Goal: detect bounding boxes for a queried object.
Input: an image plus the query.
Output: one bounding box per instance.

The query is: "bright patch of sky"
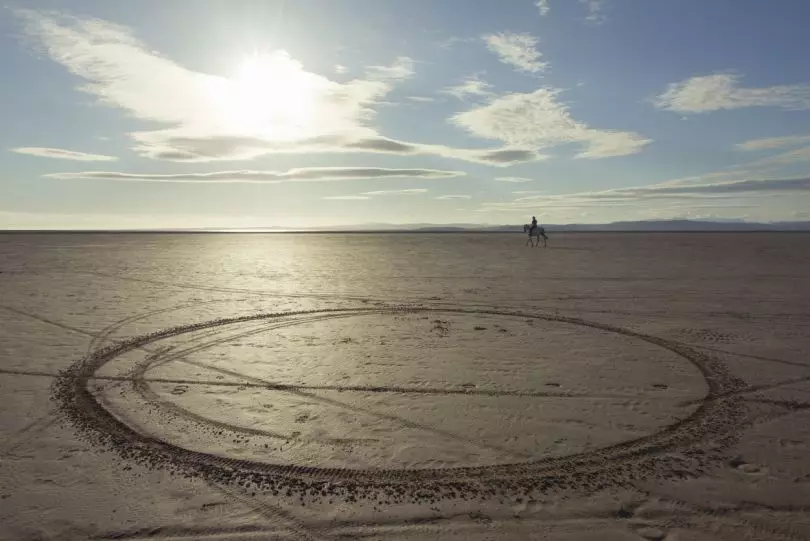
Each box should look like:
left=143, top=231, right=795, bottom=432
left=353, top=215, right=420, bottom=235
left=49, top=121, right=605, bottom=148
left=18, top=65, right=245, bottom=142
left=2, top=0, right=810, bottom=228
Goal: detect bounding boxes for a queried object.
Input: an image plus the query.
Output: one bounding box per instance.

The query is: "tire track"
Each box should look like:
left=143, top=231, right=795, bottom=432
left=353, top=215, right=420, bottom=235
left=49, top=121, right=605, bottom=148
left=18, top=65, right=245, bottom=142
left=0, top=305, right=97, bottom=456
left=52, top=307, right=749, bottom=503
left=127, top=310, right=533, bottom=462
left=634, top=489, right=809, bottom=541
left=683, top=342, right=810, bottom=370
left=0, top=414, right=59, bottom=456
left=86, top=306, right=339, bottom=541
left=213, top=483, right=334, bottom=541
left=1, top=367, right=680, bottom=401
left=0, top=304, right=95, bottom=338
left=127, top=314, right=362, bottom=443
left=0, top=300, right=253, bottom=456
left=678, top=374, right=810, bottom=407
left=85, top=297, right=242, bottom=359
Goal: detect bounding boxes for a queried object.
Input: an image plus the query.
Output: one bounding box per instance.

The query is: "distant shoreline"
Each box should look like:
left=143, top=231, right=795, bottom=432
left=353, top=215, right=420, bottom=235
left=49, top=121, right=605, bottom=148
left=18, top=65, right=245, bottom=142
left=2, top=229, right=809, bottom=235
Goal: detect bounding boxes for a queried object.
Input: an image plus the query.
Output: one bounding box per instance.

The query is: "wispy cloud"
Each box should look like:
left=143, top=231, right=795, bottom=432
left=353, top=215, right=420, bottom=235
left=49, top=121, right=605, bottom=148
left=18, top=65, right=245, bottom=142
left=495, top=176, right=535, bottom=183
left=591, top=176, right=810, bottom=197
left=0, top=209, right=315, bottom=230
left=484, top=32, right=548, bottom=74
left=407, top=96, right=436, bottom=103
left=10, top=147, right=117, bottom=161
left=535, top=0, right=550, bottom=16
left=440, top=75, right=493, bottom=101
left=365, top=56, right=414, bottom=80
left=580, top=0, right=607, bottom=24
left=127, top=133, right=544, bottom=166
left=361, top=188, right=428, bottom=196
left=736, top=135, right=810, bottom=151
left=482, top=176, right=810, bottom=212
left=44, top=167, right=464, bottom=183
left=323, top=188, right=428, bottom=200
left=744, top=145, right=810, bottom=168
left=453, top=88, right=651, bottom=158
left=436, top=194, right=471, bottom=200
left=653, top=73, right=810, bottom=114
left=17, top=10, right=527, bottom=167
left=437, top=36, right=476, bottom=50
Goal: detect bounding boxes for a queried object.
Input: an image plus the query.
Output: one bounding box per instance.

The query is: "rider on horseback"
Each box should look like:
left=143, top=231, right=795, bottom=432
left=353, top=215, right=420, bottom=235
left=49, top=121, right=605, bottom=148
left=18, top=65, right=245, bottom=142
left=530, top=216, right=538, bottom=236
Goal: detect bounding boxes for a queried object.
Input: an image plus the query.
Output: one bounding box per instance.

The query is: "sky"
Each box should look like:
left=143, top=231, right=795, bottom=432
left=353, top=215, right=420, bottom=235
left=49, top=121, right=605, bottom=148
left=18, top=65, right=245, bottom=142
left=2, top=0, right=810, bottom=229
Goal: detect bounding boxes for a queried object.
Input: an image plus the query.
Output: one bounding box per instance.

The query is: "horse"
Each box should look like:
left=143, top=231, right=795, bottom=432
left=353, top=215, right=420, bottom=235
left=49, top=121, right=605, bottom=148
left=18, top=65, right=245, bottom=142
left=523, top=224, right=548, bottom=248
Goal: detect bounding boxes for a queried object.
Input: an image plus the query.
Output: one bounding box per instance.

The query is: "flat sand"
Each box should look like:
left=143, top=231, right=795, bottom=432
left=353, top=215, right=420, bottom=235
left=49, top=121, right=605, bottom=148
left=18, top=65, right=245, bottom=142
left=1, top=232, right=808, bottom=540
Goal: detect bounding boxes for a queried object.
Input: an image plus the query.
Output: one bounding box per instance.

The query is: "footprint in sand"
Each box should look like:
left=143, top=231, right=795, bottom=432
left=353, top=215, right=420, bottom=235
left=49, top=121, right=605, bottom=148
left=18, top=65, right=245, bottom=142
left=634, top=527, right=667, bottom=541
left=729, top=455, right=766, bottom=475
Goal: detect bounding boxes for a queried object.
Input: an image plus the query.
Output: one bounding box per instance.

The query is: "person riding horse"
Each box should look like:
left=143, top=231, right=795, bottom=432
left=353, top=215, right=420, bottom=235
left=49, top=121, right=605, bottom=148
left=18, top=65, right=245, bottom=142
left=525, top=216, right=548, bottom=247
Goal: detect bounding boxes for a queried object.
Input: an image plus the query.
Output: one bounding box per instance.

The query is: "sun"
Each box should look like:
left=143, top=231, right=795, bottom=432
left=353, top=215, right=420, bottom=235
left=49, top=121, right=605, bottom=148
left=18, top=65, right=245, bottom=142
left=216, top=52, right=322, bottom=140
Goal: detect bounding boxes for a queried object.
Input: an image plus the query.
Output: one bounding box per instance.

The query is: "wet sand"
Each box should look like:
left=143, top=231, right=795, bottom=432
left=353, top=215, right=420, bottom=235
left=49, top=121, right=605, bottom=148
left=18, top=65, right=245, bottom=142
left=1, top=232, right=809, bottom=540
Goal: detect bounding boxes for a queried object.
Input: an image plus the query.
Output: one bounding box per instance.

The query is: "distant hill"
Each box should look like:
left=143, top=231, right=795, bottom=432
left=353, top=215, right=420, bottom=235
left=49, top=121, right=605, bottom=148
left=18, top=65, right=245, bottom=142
left=4, top=220, right=810, bottom=233
left=309, top=220, right=810, bottom=232
left=538, top=220, right=810, bottom=232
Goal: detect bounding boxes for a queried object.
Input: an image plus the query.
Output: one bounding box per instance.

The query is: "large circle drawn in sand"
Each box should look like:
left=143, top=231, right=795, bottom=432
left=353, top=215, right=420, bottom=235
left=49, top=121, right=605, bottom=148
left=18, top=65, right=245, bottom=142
left=54, top=307, right=745, bottom=496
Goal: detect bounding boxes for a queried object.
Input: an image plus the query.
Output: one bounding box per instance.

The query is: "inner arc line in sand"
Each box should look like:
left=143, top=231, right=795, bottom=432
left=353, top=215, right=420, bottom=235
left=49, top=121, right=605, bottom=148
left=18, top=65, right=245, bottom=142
left=53, top=307, right=749, bottom=500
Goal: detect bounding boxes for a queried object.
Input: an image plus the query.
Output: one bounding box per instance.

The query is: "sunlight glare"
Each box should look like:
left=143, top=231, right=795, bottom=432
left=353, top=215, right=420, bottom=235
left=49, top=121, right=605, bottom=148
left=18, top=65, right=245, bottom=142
left=218, top=52, right=322, bottom=140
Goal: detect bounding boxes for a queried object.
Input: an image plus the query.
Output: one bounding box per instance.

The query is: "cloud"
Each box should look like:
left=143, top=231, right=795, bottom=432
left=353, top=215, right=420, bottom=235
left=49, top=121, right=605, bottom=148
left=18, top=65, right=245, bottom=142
left=495, top=176, right=534, bottom=183
left=407, top=96, right=435, bottom=103
left=476, top=176, right=810, bottom=216
left=440, top=75, right=493, bottom=101
left=736, top=135, right=810, bottom=151
left=437, top=36, right=477, bottom=50
left=516, top=176, right=810, bottom=205
left=44, top=167, right=464, bottom=183
left=452, top=88, right=651, bottom=158
left=604, top=176, right=810, bottom=197
left=10, top=147, right=117, bottom=161
left=341, top=136, right=546, bottom=165
left=365, top=56, right=414, bottom=81
left=323, top=195, right=371, bottom=200
left=475, top=148, right=545, bottom=164
left=436, top=195, right=471, bottom=200
left=744, top=145, right=810, bottom=168
left=653, top=73, right=810, bottom=114
left=484, top=32, right=547, bottom=74
left=0, top=209, right=326, bottom=230
left=580, top=0, right=607, bottom=24
left=18, top=10, right=531, bottom=167
left=335, top=64, right=348, bottom=74
left=323, top=188, right=428, bottom=200
left=138, top=133, right=544, bottom=166
left=535, top=0, right=550, bottom=16
left=361, top=188, right=428, bottom=196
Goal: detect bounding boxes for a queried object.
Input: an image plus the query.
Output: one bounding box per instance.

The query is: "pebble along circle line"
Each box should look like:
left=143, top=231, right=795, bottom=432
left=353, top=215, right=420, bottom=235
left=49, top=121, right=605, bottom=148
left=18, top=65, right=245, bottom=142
left=52, top=306, right=749, bottom=502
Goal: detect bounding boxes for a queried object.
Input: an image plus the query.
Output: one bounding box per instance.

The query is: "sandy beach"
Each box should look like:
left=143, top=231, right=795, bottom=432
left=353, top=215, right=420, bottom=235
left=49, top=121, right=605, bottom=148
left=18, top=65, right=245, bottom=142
left=1, top=232, right=809, bottom=540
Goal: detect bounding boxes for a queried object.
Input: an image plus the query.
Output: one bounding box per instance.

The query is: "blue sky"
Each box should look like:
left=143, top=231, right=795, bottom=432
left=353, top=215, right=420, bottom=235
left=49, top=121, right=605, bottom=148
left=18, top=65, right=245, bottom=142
left=2, top=0, right=810, bottom=229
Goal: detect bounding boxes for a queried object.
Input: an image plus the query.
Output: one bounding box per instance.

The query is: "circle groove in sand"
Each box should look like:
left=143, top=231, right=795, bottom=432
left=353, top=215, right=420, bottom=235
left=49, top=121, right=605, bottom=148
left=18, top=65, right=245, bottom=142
left=53, top=307, right=748, bottom=499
